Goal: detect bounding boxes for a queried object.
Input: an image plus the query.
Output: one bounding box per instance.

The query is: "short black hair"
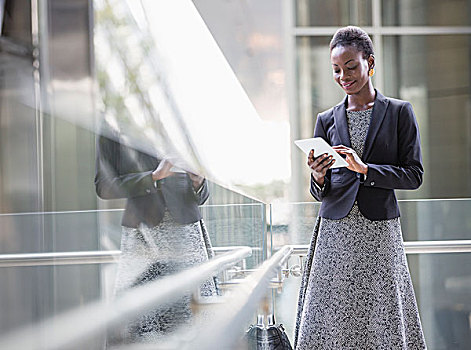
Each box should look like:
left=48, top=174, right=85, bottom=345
left=330, top=26, right=374, bottom=59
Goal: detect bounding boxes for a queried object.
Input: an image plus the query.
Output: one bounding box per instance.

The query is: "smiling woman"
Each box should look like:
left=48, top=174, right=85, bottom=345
left=330, top=28, right=375, bottom=107
left=295, top=26, right=427, bottom=350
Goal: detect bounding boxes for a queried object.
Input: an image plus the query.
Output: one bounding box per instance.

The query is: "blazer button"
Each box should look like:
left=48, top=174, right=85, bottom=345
left=370, top=181, right=375, bottom=186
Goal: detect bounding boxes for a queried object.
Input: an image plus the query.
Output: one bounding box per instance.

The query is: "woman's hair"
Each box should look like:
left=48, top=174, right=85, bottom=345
left=330, top=26, right=374, bottom=58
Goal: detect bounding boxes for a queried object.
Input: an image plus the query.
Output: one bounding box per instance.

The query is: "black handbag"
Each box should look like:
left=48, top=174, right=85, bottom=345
left=246, top=315, right=293, bottom=350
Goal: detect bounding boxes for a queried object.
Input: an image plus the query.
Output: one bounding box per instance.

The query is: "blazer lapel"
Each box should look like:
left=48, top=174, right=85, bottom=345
left=362, top=90, right=389, bottom=160
left=333, top=96, right=351, bottom=147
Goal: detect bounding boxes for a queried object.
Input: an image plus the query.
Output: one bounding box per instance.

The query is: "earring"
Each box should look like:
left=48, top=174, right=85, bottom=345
left=369, top=68, right=375, bottom=77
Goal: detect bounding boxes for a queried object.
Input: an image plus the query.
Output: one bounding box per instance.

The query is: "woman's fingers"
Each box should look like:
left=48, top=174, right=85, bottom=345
left=323, top=158, right=335, bottom=170
left=307, top=149, right=340, bottom=175
left=310, top=154, right=334, bottom=173
left=307, top=149, right=315, bottom=163
left=312, top=154, right=330, bottom=167
left=332, top=145, right=353, bottom=153
left=336, top=149, right=354, bottom=154
left=307, top=149, right=318, bottom=165
left=332, top=145, right=353, bottom=152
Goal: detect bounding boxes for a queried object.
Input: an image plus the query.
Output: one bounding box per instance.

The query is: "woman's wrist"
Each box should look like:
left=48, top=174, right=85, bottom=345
left=312, top=173, right=325, bottom=187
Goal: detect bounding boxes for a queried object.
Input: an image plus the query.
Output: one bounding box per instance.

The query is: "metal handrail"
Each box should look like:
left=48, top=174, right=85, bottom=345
left=0, top=246, right=260, bottom=268
left=213, top=246, right=262, bottom=254
left=0, top=250, right=121, bottom=267
left=185, top=245, right=293, bottom=350
left=403, top=240, right=471, bottom=253
left=0, top=246, right=252, bottom=350
left=290, top=240, right=471, bottom=255
left=1, top=240, right=469, bottom=268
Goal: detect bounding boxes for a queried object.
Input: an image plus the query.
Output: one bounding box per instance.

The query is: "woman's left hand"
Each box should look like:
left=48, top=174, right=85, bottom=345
left=332, top=145, right=368, bottom=175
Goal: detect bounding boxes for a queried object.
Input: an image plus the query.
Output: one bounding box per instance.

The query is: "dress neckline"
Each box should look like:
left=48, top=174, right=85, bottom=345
left=347, top=108, right=373, bottom=114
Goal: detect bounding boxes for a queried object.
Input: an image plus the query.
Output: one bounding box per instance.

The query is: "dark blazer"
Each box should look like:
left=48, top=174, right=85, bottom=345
left=95, top=129, right=209, bottom=228
left=310, top=90, right=423, bottom=221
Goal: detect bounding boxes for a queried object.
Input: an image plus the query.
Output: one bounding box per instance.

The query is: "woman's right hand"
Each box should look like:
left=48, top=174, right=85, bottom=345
left=308, top=150, right=335, bottom=187
left=152, top=159, right=175, bottom=181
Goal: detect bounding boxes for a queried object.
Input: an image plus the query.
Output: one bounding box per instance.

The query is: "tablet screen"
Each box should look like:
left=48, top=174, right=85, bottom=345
left=294, top=137, right=348, bottom=169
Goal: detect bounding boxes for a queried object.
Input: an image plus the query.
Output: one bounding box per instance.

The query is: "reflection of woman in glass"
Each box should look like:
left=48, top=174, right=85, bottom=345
left=295, top=26, right=426, bottom=349
left=95, top=126, right=217, bottom=344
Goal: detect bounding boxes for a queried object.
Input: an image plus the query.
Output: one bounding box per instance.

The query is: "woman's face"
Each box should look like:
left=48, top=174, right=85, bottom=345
left=330, top=45, right=373, bottom=95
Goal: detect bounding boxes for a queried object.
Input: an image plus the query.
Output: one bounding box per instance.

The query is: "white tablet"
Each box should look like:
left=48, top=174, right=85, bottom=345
left=294, top=137, right=348, bottom=169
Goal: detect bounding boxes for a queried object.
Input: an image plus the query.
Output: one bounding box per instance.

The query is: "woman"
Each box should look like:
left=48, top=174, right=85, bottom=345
left=294, top=26, right=427, bottom=349
left=95, top=125, right=217, bottom=344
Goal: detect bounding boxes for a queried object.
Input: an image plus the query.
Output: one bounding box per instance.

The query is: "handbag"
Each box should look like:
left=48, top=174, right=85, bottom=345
left=245, top=314, right=293, bottom=350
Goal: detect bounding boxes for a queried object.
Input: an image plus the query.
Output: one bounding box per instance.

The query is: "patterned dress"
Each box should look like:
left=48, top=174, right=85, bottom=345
left=295, top=109, right=427, bottom=349
left=108, top=211, right=218, bottom=345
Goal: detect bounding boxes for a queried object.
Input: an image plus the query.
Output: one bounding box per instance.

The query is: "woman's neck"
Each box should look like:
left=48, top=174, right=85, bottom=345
left=347, top=82, right=376, bottom=111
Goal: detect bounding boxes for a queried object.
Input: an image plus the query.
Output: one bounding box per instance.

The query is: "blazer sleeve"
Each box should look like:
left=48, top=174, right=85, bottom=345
left=310, top=114, right=331, bottom=201
left=364, top=102, right=424, bottom=190
left=94, top=135, right=158, bottom=200
left=198, top=179, right=210, bottom=205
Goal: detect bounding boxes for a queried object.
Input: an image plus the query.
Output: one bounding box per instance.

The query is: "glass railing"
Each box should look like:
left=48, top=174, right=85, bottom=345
left=0, top=198, right=470, bottom=349
left=0, top=199, right=269, bottom=349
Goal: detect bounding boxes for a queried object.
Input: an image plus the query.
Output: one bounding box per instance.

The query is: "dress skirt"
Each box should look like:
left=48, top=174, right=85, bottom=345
left=108, top=211, right=218, bottom=345
left=294, top=204, right=427, bottom=349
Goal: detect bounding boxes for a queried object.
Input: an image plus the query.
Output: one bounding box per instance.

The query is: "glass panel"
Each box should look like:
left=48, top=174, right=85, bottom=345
left=270, top=200, right=471, bottom=245
left=0, top=201, right=267, bottom=342
left=201, top=203, right=266, bottom=269
left=0, top=210, right=109, bottom=254
left=400, top=199, right=471, bottom=241
left=383, top=35, right=471, bottom=200
left=407, top=253, right=471, bottom=349
left=0, top=264, right=102, bottom=346
left=295, top=0, right=372, bottom=27
left=382, top=0, right=471, bottom=26
left=97, top=202, right=267, bottom=269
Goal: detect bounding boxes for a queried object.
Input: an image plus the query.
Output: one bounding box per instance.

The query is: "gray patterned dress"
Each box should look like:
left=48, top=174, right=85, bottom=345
left=294, top=109, right=427, bottom=349
left=108, top=211, right=218, bottom=345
